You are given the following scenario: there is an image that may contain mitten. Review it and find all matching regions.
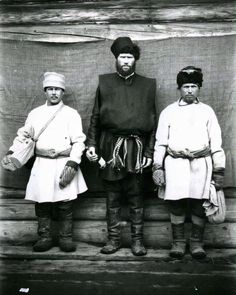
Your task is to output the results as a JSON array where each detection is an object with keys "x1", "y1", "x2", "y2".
[
  {"x1": 152, "y1": 167, "x2": 165, "y2": 186},
  {"x1": 59, "y1": 161, "x2": 78, "y2": 189}
]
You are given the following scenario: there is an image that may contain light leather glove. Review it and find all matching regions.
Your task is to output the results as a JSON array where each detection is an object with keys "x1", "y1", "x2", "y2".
[
  {"x1": 59, "y1": 161, "x2": 78, "y2": 189},
  {"x1": 152, "y1": 166, "x2": 165, "y2": 187}
]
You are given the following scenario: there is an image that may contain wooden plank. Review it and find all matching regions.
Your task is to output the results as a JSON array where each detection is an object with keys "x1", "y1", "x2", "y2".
[
  {"x1": 1, "y1": 186, "x2": 236, "y2": 199},
  {"x1": 1, "y1": 259, "x2": 235, "y2": 295},
  {"x1": 0, "y1": 1, "x2": 230, "y2": 7},
  {"x1": 1, "y1": 258, "x2": 236, "y2": 276},
  {"x1": 1, "y1": 197, "x2": 236, "y2": 222},
  {"x1": 1, "y1": 264, "x2": 236, "y2": 295},
  {"x1": 0, "y1": 220, "x2": 236, "y2": 248},
  {"x1": 1, "y1": 243, "x2": 236, "y2": 262},
  {"x1": 0, "y1": 23, "x2": 236, "y2": 43},
  {"x1": 0, "y1": 3, "x2": 235, "y2": 25}
]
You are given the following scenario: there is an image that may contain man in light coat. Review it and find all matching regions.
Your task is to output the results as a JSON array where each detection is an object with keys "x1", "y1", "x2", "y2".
[
  {"x1": 2, "y1": 72, "x2": 87, "y2": 252},
  {"x1": 152, "y1": 66, "x2": 225, "y2": 259}
]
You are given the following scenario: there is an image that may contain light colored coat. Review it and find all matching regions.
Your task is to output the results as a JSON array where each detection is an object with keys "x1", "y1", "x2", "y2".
[
  {"x1": 154, "y1": 99, "x2": 225, "y2": 200},
  {"x1": 11, "y1": 101, "x2": 87, "y2": 203}
]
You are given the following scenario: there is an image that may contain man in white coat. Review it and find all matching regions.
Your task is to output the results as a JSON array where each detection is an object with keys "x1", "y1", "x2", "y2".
[
  {"x1": 152, "y1": 66, "x2": 225, "y2": 259},
  {"x1": 2, "y1": 72, "x2": 87, "y2": 252}
]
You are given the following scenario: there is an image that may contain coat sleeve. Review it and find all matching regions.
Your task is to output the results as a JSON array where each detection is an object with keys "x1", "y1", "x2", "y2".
[
  {"x1": 208, "y1": 108, "x2": 226, "y2": 169},
  {"x1": 143, "y1": 79, "x2": 157, "y2": 159},
  {"x1": 86, "y1": 86, "x2": 101, "y2": 151},
  {"x1": 153, "y1": 108, "x2": 169, "y2": 168},
  {"x1": 9, "y1": 112, "x2": 35, "y2": 153},
  {"x1": 68, "y1": 110, "x2": 86, "y2": 164}
]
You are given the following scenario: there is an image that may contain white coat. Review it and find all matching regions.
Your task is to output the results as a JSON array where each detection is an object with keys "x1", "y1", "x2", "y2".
[
  {"x1": 11, "y1": 101, "x2": 87, "y2": 203},
  {"x1": 154, "y1": 99, "x2": 225, "y2": 200}
]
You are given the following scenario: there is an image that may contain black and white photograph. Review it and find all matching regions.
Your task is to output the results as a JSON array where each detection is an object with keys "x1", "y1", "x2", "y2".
[{"x1": 0, "y1": 1, "x2": 235, "y2": 294}]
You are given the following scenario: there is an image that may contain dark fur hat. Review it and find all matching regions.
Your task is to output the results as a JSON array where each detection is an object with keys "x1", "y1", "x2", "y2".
[
  {"x1": 177, "y1": 66, "x2": 203, "y2": 89},
  {"x1": 111, "y1": 37, "x2": 140, "y2": 60}
]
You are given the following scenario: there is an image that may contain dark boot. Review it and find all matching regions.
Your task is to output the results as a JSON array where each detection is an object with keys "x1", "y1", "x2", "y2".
[
  {"x1": 130, "y1": 196, "x2": 147, "y2": 256},
  {"x1": 33, "y1": 217, "x2": 53, "y2": 252},
  {"x1": 101, "y1": 192, "x2": 121, "y2": 254},
  {"x1": 190, "y1": 223, "x2": 206, "y2": 259},
  {"x1": 58, "y1": 201, "x2": 76, "y2": 252},
  {"x1": 169, "y1": 223, "x2": 186, "y2": 258},
  {"x1": 131, "y1": 223, "x2": 147, "y2": 256}
]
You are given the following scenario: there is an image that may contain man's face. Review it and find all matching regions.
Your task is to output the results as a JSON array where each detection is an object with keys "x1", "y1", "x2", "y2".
[
  {"x1": 116, "y1": 53, "x2": 135, "y2": 76},
  {"x1": 179, "y1": 83, "x2": 200, "y2": 104},
  {"x1": 45, "y1": 87, "x2": 64, "y2": 105}
]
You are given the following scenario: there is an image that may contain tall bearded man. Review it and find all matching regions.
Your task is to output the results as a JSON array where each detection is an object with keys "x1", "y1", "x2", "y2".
[{"x1": 86, "y1": 37, "x2": 157, "y2": 256}]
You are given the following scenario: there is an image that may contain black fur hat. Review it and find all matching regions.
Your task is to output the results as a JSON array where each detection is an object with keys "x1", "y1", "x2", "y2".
[
  {"x1": 111, "y1": 37, "x2": 140, "y2": 60},
  {"x1": 177, "y1": 66, "x2": 203, "y2": 89}
]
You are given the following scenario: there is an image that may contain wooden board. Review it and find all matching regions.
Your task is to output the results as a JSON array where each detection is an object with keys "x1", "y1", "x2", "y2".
[
  {"x1": 0, "y1": 23, "x2": 235, "y2": 43},
  {"x1": 1, "y1": 197, "x2": 236, "y2": 222},
  {"x1": 0, "y1": 2, "x2": 235, "y2": 25},
  {"x1": 0, "y1": 220, "x2": 236, "y2": 248},
  {"x1": 1, "y1": 243, "x2": 236, "y2": 262},
  {"x1": 1, "y1": 258, "x2": 236, "y2": 295},
  {"x1": 1, "y1": 186, "x2": 236, "y2": 199}
]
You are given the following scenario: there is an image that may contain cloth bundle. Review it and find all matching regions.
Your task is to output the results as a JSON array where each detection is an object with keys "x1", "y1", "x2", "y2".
[{"x1": 203, "y1": 182, "x2": 226, "y2": 224}]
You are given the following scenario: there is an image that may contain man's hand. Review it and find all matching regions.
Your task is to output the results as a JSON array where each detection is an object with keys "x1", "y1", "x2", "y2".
[
  {"x1": 86, "y1": 147, "x2": 99, "y2": 162},
  {"x1": 1, "y1": 155, "x2": 16, "y2": 171},
  {"x1": 212, "y1": 168, "x2": 225, "y2": 191},
  {"x1": 152, "y1": 168, "x2": 165, "y2": 187},
  {"x1": 59, "y1": 166, "x2": 77, "y2": 189},
  {"x1": 141, "y1": 157, "x2": 152, "y2": 169}
]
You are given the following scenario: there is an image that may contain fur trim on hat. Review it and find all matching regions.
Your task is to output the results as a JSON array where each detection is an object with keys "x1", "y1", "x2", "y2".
[
  {"x1": 177, "y1": 66, "x2": 203, "y2": 89},
  {"x1": 111, "y1": 37, "x2": 140, "y2": 60}
]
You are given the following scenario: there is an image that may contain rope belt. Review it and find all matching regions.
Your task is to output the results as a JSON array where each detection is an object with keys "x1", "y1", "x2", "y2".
[
  {"x1": 35, "y1": 147, "x2": 71, "y2": 159},
  {"x1": 167, "y1": 146, "x2": 211, "y2": 160},
  {"x1": 107, "y1": 135, "x2": 143, "y2": 172}
]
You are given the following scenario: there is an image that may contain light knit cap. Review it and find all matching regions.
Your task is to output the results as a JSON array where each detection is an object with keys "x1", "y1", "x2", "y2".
[{"x1": 43, "y1": 72, "x2": 65, "y2": 90}]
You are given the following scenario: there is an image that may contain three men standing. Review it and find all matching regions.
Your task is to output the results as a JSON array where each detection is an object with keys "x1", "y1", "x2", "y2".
[
  {"x1": 86, "y1": 37, "x2": 157, "y2": 256},
  {"x1": 2, "y1": 40, "x2": 225, "y2": 259}
]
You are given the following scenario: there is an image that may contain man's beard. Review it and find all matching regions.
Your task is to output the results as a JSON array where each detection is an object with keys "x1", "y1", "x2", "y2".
[{"x1": 116, "y1": 61, "x2": 136, "y2": 77}]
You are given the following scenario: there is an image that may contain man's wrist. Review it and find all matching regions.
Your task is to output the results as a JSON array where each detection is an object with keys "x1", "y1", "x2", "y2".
[
  {"x1": 152, "y1": 163, "x2": 163, "y2": 172},
  {"x1": 65, "y1": 160, "x2": 79, "y2": 171}
]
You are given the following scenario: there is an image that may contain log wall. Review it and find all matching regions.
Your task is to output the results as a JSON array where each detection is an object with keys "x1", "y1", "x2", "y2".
[{"x1": 0, "y1": 187, "x2": 236, "y2": 249}]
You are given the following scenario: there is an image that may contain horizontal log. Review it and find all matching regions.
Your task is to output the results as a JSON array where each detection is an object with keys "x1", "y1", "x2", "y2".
[
  {"x1": 0, "y1": 3, "x2": 235, "y2": 25},
  {"x1": 0, "y1": 220, "x2": 236, "y2": 248},
  {"x1": 1, "y1": 243, "x2": 236, "y2": 263},
  {"x1": 1, "y1": 186, "x2": 236, "y2": 199},
  {"x1": 0, "y1": 1, "x2": 228, "y2": 7},
  {"x1": 1, "y1": 197, "x2": 236, "y2": 222},
  {"x1": 0, "y1": 23, "x2": 236, "y2": 43}
]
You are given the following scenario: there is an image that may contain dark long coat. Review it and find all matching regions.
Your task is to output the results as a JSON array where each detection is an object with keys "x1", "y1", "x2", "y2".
[{"x1": 86, "y1": 72, "x2": 157, "y2": 181}]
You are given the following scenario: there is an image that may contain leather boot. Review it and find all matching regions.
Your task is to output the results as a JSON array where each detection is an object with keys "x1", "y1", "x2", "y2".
[
  {"x1": 190, "y1": 223, "x2": 206, "y2": 259},
  {"x1": 58, "y1": 201, "x2": 76, "y2": 252},
  {"x1": 33, "y1": 217, "x2": 53, "y2": 252},
  {"x1": 101, "y1": 192, "x2": 121, "y2": 254},
  {"x1": 169, "y1": 223, "x2": 186, "y2": 258},
  {"x1": 130, "y1": 203, "x2": 147, "y2": 256},
  {"x1": 59, "y1": 217, "x2": 76, "y2": 252},
  {"x1": 101, "y1": 208, "x2": 121, "y2": 254}
]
